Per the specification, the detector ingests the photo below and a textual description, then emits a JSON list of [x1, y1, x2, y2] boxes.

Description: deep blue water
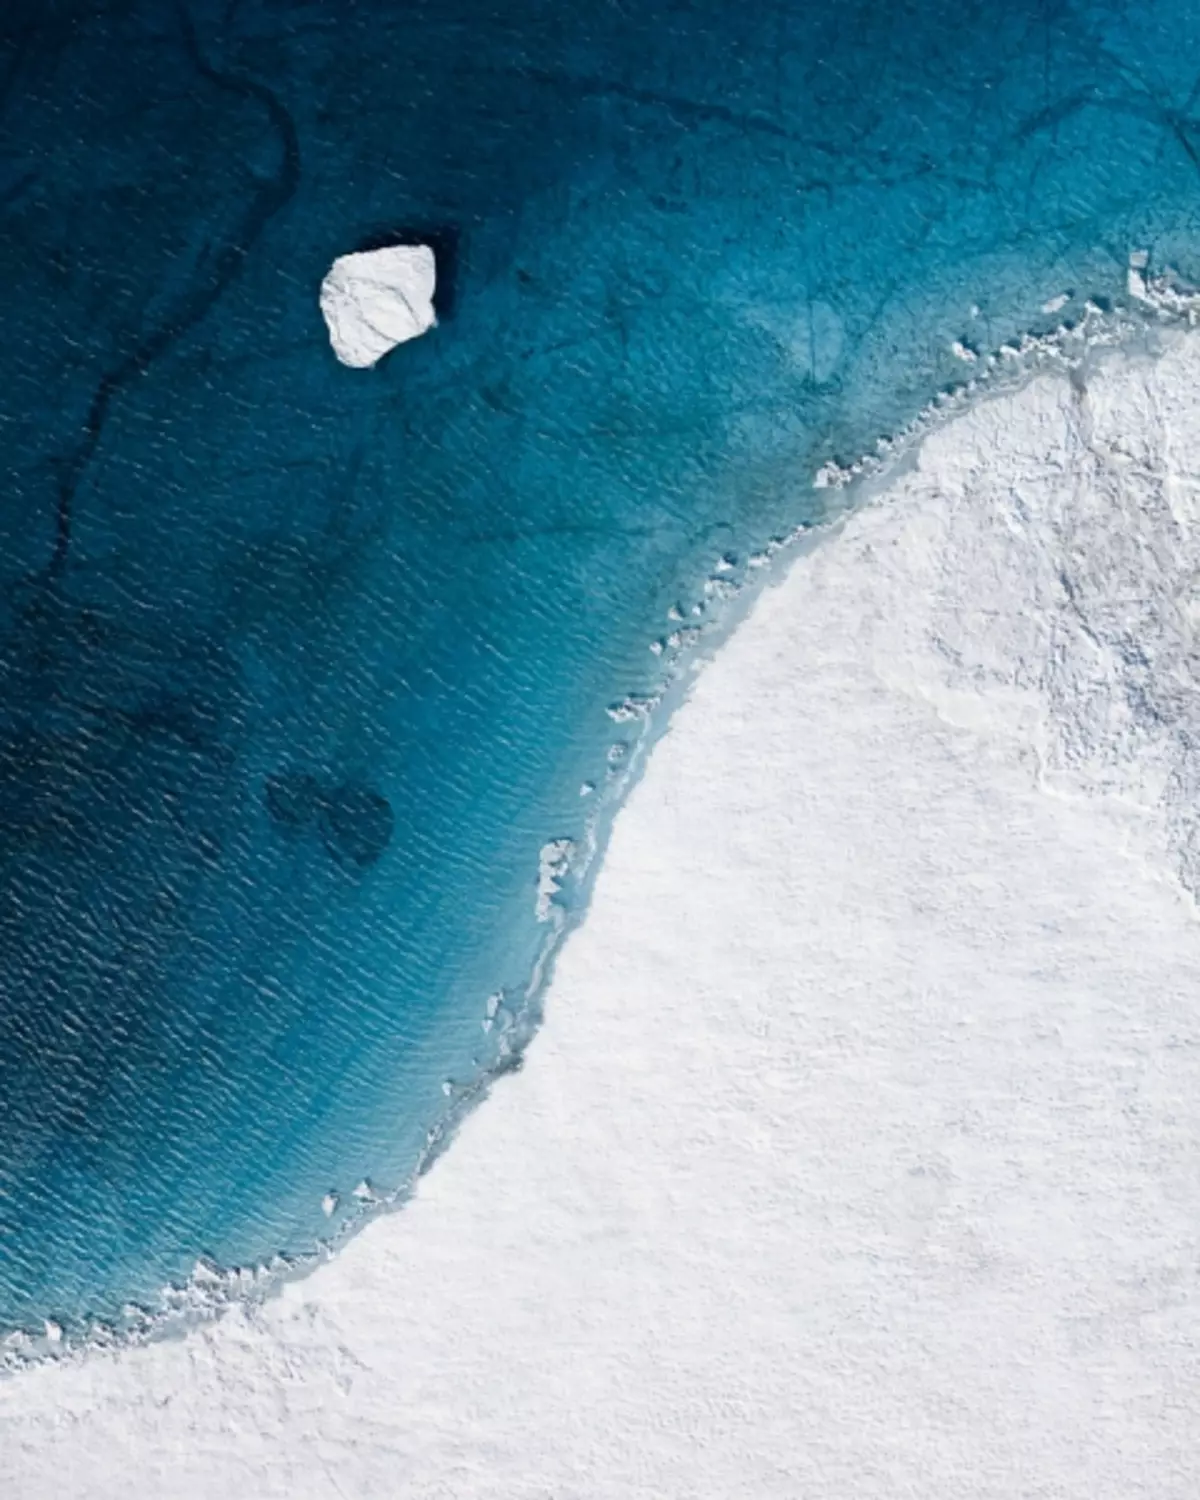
[[2, 0, 1200, 1337]]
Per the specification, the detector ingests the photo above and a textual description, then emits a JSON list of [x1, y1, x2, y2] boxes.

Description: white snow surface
[[7, 336, 1200, 1497], [319, 244, 436, 367]]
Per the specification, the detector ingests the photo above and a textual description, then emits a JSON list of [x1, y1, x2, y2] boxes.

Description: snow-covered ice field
[[6, 336, 1200, 1498]]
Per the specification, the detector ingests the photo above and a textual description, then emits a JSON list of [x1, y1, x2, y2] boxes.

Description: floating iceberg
[[319, 244, 437, 367]]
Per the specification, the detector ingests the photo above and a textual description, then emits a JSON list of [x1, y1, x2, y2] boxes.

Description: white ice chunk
[[319, 244, 437, 368]]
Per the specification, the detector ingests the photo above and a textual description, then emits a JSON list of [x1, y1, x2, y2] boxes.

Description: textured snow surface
[[7, 338, 1200, 1497], [319, 244, 436, 367]]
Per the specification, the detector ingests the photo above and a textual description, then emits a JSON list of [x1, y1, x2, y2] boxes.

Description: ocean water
[[2, 0, 1200, 1339]]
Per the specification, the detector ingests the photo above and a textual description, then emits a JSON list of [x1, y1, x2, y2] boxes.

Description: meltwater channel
[[2, 0, 1200, 1338]]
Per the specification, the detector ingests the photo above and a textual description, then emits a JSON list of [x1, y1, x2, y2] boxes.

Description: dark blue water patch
[[2, 0, 1200, 1334]]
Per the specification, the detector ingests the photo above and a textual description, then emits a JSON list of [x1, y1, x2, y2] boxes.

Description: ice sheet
[[6, 339, 1200, 1497]]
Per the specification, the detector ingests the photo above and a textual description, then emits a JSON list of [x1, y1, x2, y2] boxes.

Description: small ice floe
[[1127, 247, 1151, 302], [1041, 291, 1071, 315], [1124, 249, 1200, 319], [1126, 248, 1168, 309], [320, 243, 437, 368], [482, 990, 514, 1036], [606, 695, 658, 724], [352, 1179, 378, 1203], [536, 839, 574, 922], [321, 1191, 339, 1218]]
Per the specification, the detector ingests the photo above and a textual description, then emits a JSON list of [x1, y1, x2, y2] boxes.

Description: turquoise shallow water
[[2, 0, 1200, 1337]]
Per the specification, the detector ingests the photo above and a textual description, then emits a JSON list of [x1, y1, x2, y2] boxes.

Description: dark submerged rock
[[320, 782, 394, 868], [263, 771, 323, 829]]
